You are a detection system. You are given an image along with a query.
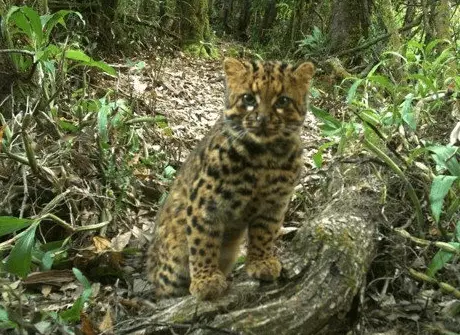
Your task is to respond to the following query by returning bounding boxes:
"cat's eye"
[242,94,257,107]
[275,96,291,108]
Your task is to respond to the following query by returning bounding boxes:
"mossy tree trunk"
[432,0,450,41]
[328,0,370,56]
[175,0,215,56]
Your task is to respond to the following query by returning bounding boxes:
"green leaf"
[0,307,17,330]
[427,243,460,277]
[346,78,363,104]
[430,175,458,223]
[425,39,449,55]
[64,49,116,76]
[312,141,336,168]
[367,75,395,93]
[163,166,176,179]
[310,105,342,129]
[21,7,43,46]
[57,119,79,133]
[407,74,436,95]
[428,146,460,176]
[59,268,92,322]
[0,216,34,237]
[401,93,416,130]
[41,10,84,42]
[97,102,110,146]
[41,251,54,271]
[383,51,408,63]
[11,11,32,41]
[455,221,460,242]
[5,223,38,278]
[366,61,384,77]
[359,109,380,126]
[0,308,9,322]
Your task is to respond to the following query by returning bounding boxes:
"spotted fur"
[147,58,315,300]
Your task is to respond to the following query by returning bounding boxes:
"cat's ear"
[293,62,315,82]
[223,58,247,79]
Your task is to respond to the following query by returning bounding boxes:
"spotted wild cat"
[147,58,315,300]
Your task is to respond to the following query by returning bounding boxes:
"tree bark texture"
[328,0,370,54]
[175,0,211,46]
[120,165,382,335]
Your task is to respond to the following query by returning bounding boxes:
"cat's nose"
[256,113,270,124]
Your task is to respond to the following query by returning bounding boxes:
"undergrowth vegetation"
[0,6,175,333]
[313,38,460,297]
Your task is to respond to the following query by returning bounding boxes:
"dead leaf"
[41,285,52,297]
[99,308,114,334]
[133,76,148,95]
[23,270,75,287]
[111,231,132,251]
[81,312,98,335]
[449,122,460,145]
[93,236,111,252]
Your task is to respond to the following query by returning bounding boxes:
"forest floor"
[3,52,458,335]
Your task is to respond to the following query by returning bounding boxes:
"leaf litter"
[1,52,455,334]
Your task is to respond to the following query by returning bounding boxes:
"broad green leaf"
[0,216,34,237]
[401,93,416,130]
[11,11,32,41]
[5,223,38,277]
[21,7,43,46]
[407,74,436,94]
[59,268,92,322]
[430,175,458,223]
[312,151,323,168]
[407,40,424,53]
[0,307,17,330]
[455,221,460,242]
[97,102,110,146]
[64,49,116,76]
[428,146,460,176]
[2,7,21,52]
[433,47,454,68]
[312,141,336,168]
[427,242,460,277]
[310,105,342,128]
[57,119,79,133]
[163,166,176,179]
[367,75,394,93]
[0,308,9,321]
[41,251,54,271]
[41,10,84,42]
[111,99,131,127]
[359,109,380,126]
[346,78,363,104]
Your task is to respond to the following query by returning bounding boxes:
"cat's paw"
[246,257,281,281]
[189,271,228,300]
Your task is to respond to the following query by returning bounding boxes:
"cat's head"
[223,58,314,141]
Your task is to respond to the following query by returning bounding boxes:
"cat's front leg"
[245,215,283,281]
[186,214,228,300]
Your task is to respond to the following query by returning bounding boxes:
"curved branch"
[335,16,423,57]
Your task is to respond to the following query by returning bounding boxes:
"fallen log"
[122,165,381,335]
